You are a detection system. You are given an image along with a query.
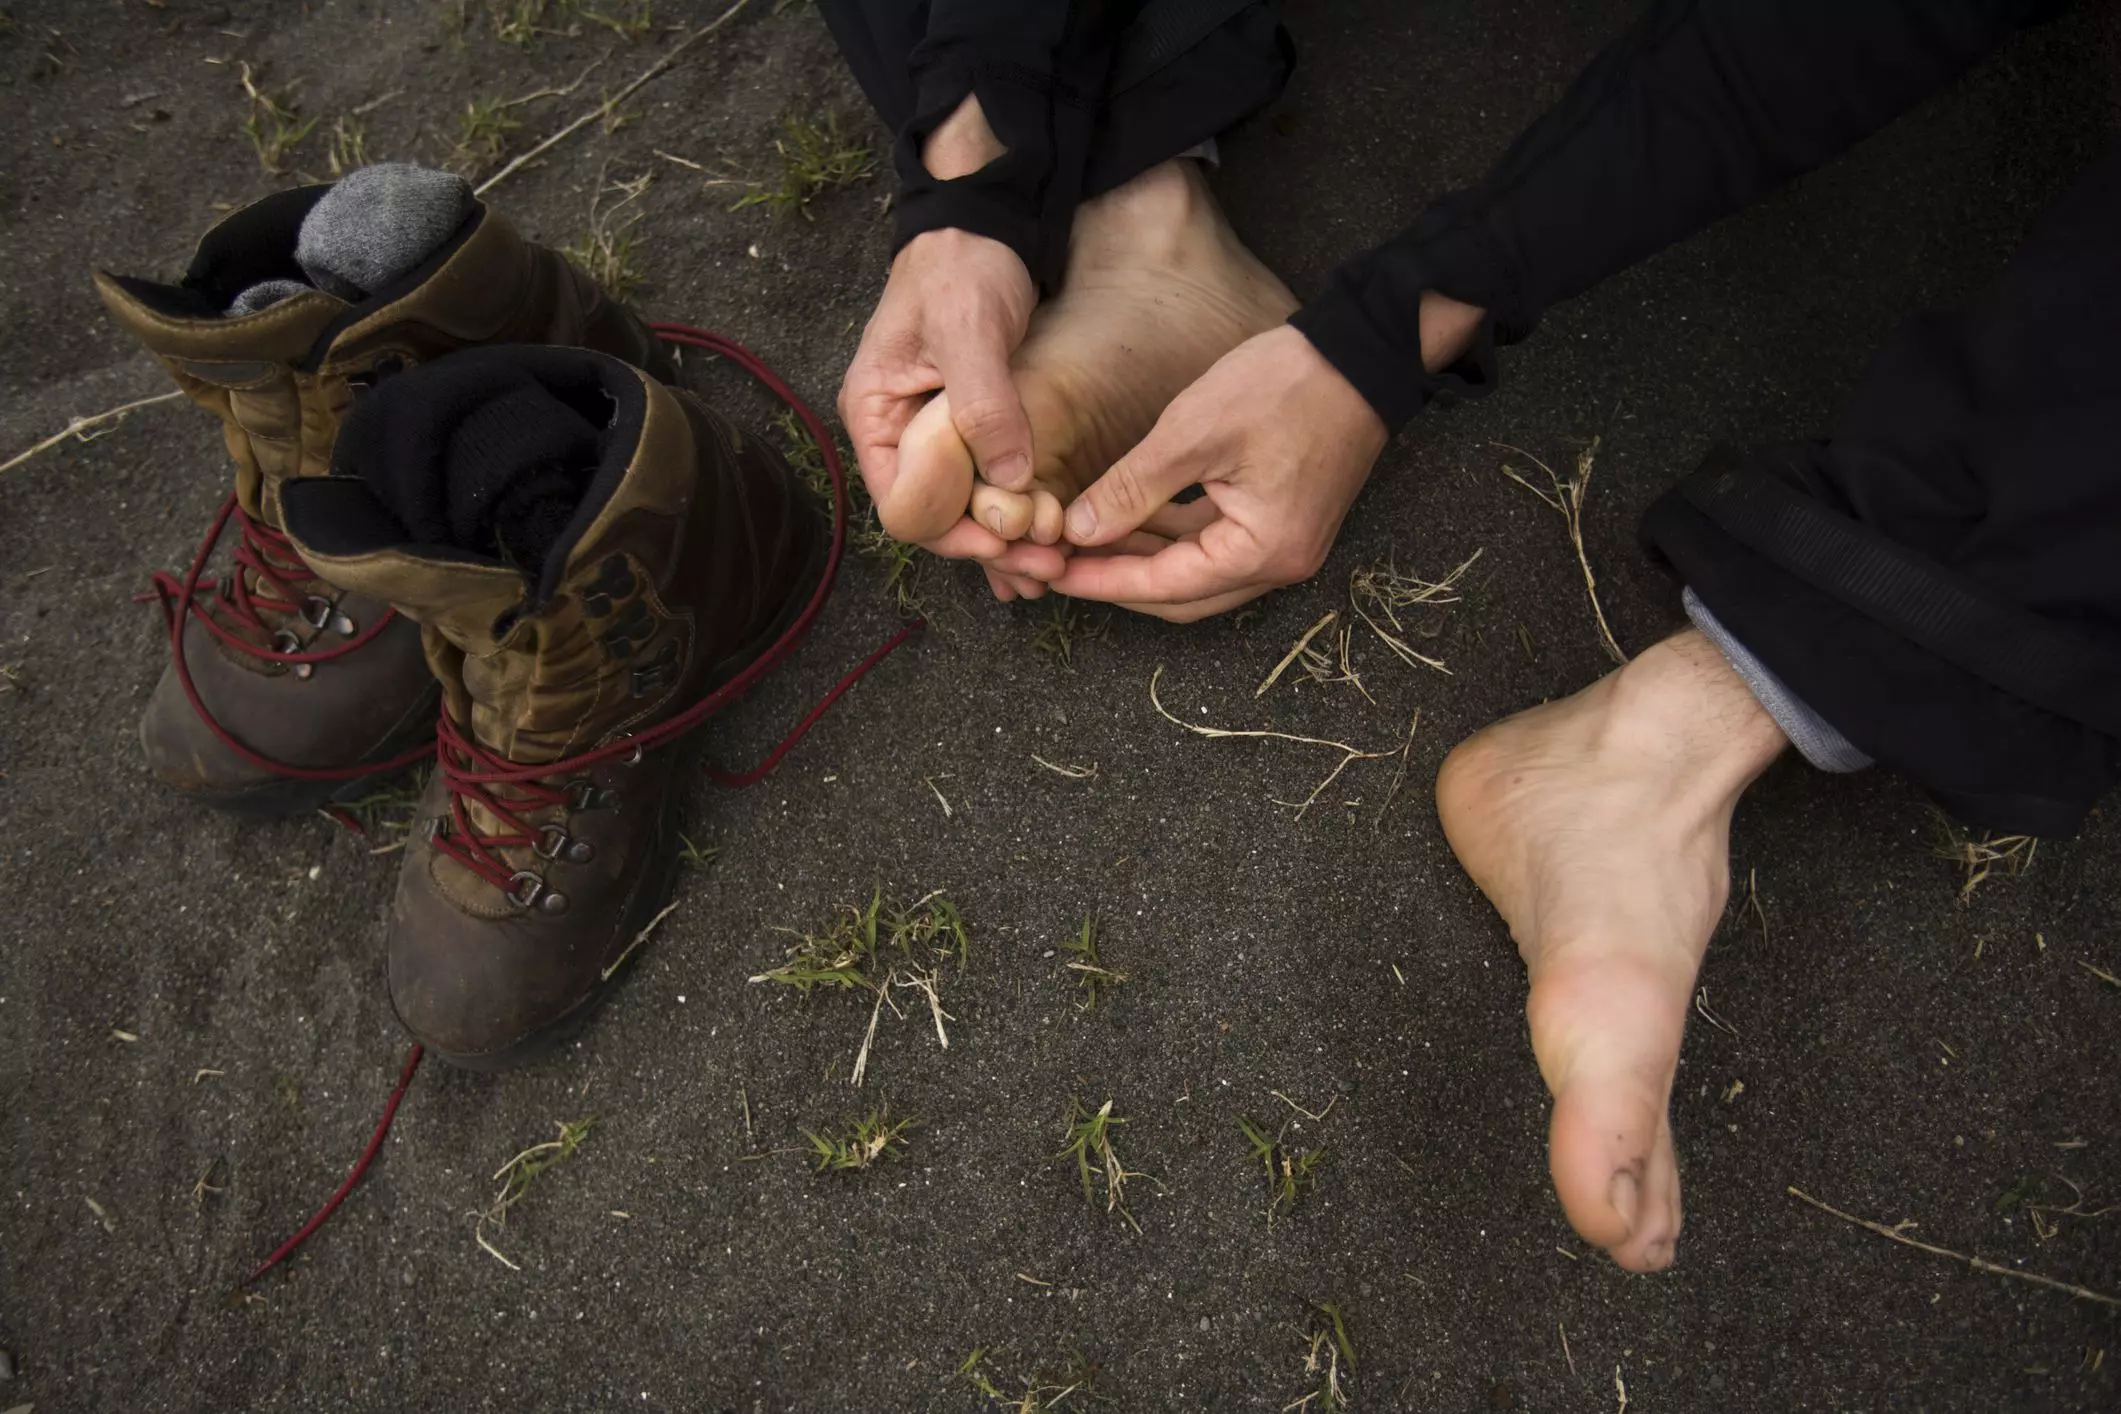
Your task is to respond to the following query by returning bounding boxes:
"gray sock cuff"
[1177,137,1221,168]
[1684,587,1874,773]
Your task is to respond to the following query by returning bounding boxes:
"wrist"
[1418,291,1485,374]
[922,93,1006,181]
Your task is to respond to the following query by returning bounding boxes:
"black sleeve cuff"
[1288,247,1500,434]
[890,42,1104,292]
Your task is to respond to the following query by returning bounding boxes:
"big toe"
[1531,959,1688,1271]
[877,392,977,544]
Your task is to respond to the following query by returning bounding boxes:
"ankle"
[1599,630,1788,801]
[1069,159,1213,266]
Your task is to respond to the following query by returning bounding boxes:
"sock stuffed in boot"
[224,163,474,316]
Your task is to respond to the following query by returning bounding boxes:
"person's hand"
[835,92,1071,594]
[1045,324,1389,621]
[838,226,1038,552]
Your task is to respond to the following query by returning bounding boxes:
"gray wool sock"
[224,278,316,318]
[223,163,475,316]
[296,162,474,298]
[1684,587,1874,773]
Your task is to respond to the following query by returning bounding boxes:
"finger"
[1141,496,1219,540]
[1113,582,1270,623]
[1045,537,1238,606]
[969,482,1037,540]
[922,514,1011,562]
[1062,415,1210,548]
[983,566,1019,602]
[932,337,1035,491]
[984,540,1070,581]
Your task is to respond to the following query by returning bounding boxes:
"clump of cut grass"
[328,766,431,853]
[238,62,316,174]
[1238,1115,1327,1228]
[772,407,924,615]
[1289,1301,1355,1411]
[474,1117,594,1269]
[482,0,655,44]
[677,832,717,869]
[561,171,652,299]
[1346,547,1483,678]
[325,114,370,177]
[751,887,971,1084]
[578,1,657,39]
[802,1102,915,1173]
[1056,1097,1149,1233]
[960,1345,1102,1411]
[720,109,877,220]
[1255,609,1371,701]
[449,94,522,177]
[1931,809,2037,905]
[1059,914,1125,1012]
[1031,597,1108,669]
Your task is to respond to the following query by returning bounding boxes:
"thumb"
[932,337,1035,492]
[1063,418,1203,548]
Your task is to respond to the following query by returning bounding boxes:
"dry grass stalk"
[1930,812,2038,905]
[475,0,750,196]
[1148,666,1393,819]
[1348,547,1483,676]
[1,390,185,476]
[562,170,652,298]
[1496,440,1628,666]
[1787,1186,2120,1306]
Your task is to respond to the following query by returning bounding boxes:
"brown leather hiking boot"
[99,168,675,817]
[282,345,826,1068]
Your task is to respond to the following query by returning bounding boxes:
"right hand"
[838,225,1040,559]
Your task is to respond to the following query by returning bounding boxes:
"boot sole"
[164,680,442,822]
[420,511,834,1072]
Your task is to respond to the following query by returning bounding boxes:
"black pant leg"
[1644,140,2121,836]
[819,0,1293,199]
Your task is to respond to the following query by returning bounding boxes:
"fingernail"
[992,452,1030,488]
[1066,500,1097,541]
[1608,1168,1641,1237]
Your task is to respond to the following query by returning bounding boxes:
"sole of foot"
[1434,630,1787,1271]
[877,157,1297,547]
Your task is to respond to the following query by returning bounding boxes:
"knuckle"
[952,394,1020,442]
[1102,463,1148,517]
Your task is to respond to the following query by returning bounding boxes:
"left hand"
[1046,325,1388,621]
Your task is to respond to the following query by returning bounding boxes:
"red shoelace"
[142,497,434,781]
[234,322,920,1285]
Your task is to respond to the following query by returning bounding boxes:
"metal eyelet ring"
[272,628,314,680]
[620,742,644,767]
[507,869,572,915]
[535,824,596,865]
[301,594,360,638]
[566,779,618,812]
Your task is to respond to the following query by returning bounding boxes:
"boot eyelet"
[566,779,618,812]
[535,824,596,865]
[538,889,570,916]
[272,628,314,680]
[620,742,644,767]
[507,869,547,910]
[300,596,334,630]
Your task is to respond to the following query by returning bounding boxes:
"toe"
[970,483,1037,540]
[1532,956,1689,1269]
[1028,489,1067,545]
[878,392,977,543]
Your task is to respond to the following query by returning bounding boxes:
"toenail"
[1608,1168,1642,1235]
[988,509,1005,534]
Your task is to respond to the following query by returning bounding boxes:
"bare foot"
[1435,630,1788,1271]
[878,158,1298,546]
